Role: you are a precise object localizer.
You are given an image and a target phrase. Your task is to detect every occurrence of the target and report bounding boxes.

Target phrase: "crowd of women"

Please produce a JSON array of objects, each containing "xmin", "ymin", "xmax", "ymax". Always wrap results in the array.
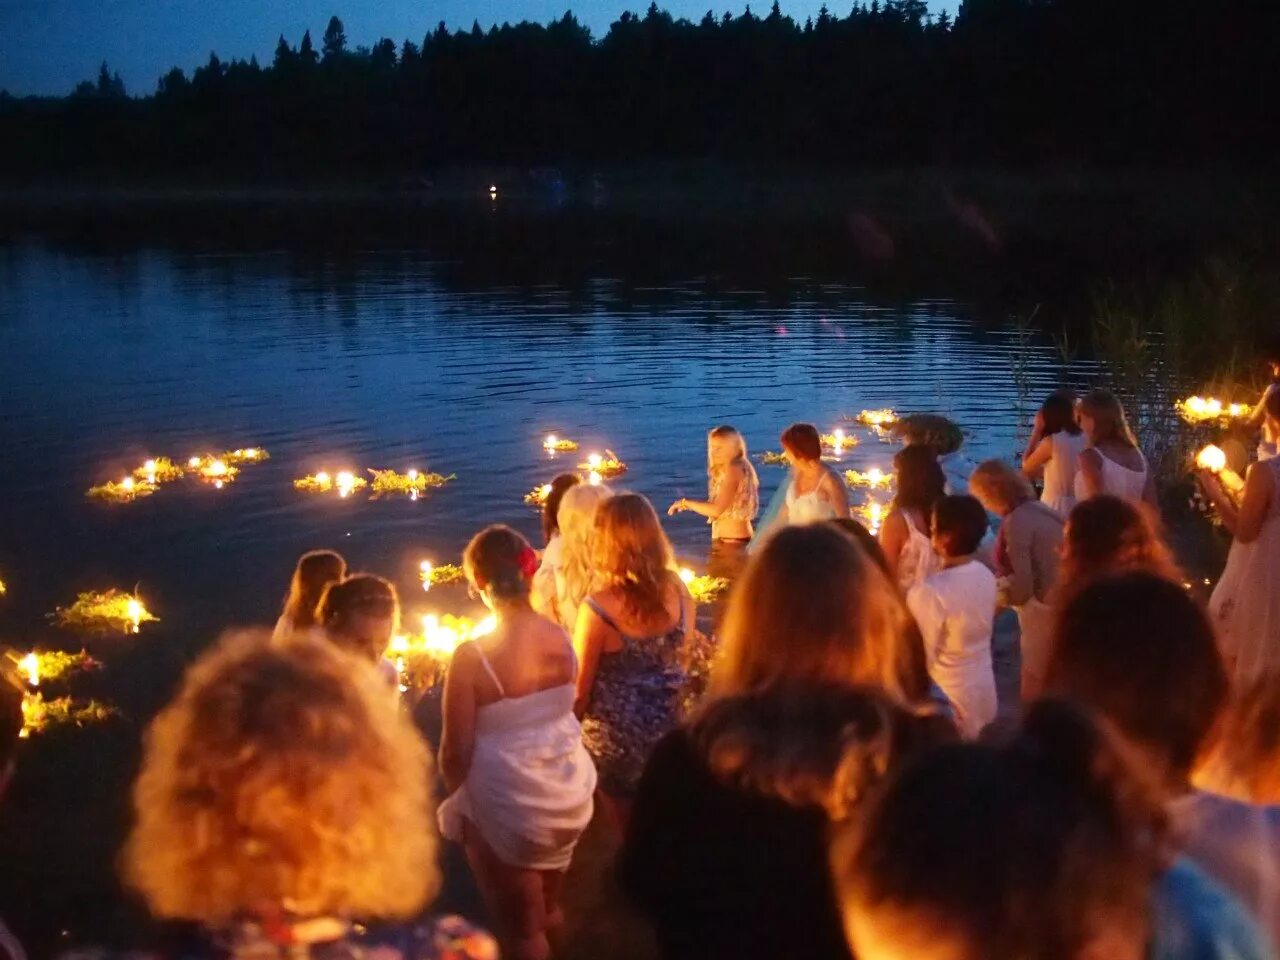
[{"xmin": 5, "ymin": 355, "xmax": 1278, "ymax": 960}]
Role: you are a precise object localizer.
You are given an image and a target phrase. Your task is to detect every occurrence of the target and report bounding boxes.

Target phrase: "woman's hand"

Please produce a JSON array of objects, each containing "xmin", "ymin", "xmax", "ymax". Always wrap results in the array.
[{"xmin": 667, "ymin": 498, "xmax": 688, "ymax": 516}]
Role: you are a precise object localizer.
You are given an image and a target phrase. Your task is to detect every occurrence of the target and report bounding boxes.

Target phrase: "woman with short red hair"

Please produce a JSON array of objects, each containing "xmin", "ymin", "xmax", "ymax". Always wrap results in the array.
[{"xmin": 776, "ymin": 422, "xmax": 849, "ymax": 526}]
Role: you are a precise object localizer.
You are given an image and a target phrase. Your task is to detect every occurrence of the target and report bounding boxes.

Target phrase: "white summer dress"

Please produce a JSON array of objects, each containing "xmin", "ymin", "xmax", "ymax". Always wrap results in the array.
[
  {"xmin": 1074, "ymin": 448, "xmax": 1149, "ymax": 506},
  {"xmin": 1038, "ymin": 431, "xmax": 1088, "ymax": 516},
  {"xmin": 438, "ymin": 642, "xmax": 597, "ymax": 870},
  {"xmin": 1209, "ymin": 456, "xmax": 1280, "ymax": 687},
  {"xmin": 786, "ymin": 479, "xmax": 839, "ymax": 525}
]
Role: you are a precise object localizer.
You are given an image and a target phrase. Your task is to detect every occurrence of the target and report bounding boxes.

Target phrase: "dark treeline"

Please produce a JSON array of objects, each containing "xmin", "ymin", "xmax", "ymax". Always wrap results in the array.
[{"xmin": 1, "ymin": 0, "xmax": 1278, "ymax": 178}]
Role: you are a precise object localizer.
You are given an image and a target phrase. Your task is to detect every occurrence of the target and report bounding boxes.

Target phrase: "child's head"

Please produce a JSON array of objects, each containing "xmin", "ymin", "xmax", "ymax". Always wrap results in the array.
[
  {"xmin": 282, "ymin": 549, "xmax": 347, "ymax": 629},
  {"xmin": 780, "ymin": 422, "xmax": 823, "ymax": 465},
  {"xmin": 542, "ymin": 472, "xmax": 581, "ymax": 546},
  {"xmin": 892, "ymin": 414, "xmax": 963, "ymax": 457},
  {"xmin": 1041, "ymin": 390, "xmax": 1081, "ymax": 436},
  {"xmin": 715, "ymin": 523, "xmax": 929, "ymax": 704},
  {"xmin": 893, "ymin": 444, "xmax": 946, "ymax": 515},
  {"xmin": 1047, "ymin": 571, "xmax": 1226, "ymax": 787},
  {"xmin": 830, "ymin": 700, "xmax": 1163, "ymax": 960},
  {"xmin": 968, "ymin": 460, "xmax": 1033, "ymax": 518},
  {"xmin": 930, "ymin": 495, "xmax": 988, "ymax": 559},
  {"xmin": 318, "ymin": 574, "xmax": 400, "ymax": 663},
  {"xmin": 1197, "ymin": 679, "xmax": 1280, "ymax": 804},
  {"xmin": 1078, "ymin": 389, "xmax": 1137, "ymax": 448},
  {"xmin": 708, "ymin": 425, "xmax": 749, "ymax": 471},
  {"xmin": 591, "ymin": 493, "xmax": 678, "ymax": 621},
  {"xmin": 464, "ymin": 524, "xmax": 537, "ymax": 608},
  {"xmin": 1059, "ymin": 496, "xmax": 1178, "ymax": 595}
]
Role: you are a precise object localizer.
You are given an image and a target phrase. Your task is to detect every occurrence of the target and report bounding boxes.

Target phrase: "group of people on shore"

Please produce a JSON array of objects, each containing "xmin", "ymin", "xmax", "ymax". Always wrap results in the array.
[{"xmin": 3, "ymin": 358, "xmax": 1279, "ymax": 960}]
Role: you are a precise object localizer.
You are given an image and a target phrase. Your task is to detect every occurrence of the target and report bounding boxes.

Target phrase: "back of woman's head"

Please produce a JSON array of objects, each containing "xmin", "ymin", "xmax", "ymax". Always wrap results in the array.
[
  {"xmin": 780, "ymin": 422, "xmax": 823, "ymax": 462},
  {"xmin": 1042, "ymin": 390, "xmax": 1082, "ymax": 436},
  {"xmin": 1198, "ymin": 679, "xmax": 1280, "ymax": 804},
  {"xmin": 125, "ymin": 631, "xmax": 436, "ymax": 924},
  {"xmin": 831, "ymin": 699, "xmax": 1165, "ymax": 960},
  {"xmin": 282, "ymin": 549, "xmax": 347, "ymax": 629},
  {"xmin": 969, "ymin": 459, "xmax": 1033, "ymax": 515},
  {"xmin": 318, "ymin": 574, "xmax": 400, "ymax": 662},
  {"xmin": 826, "ymin": 517, "xmax": 892, "ymax": 575},
  {"xmin": 1080, "ymin": 389, "xmax": 1137, "ymax": 447},
  {"xmin": 1047, "ymin": 571, "xmax": 1226, "ymax": 783},
  {"xmin": 542, "ymin": 472, "xmax": 581, "ymax": 545},
  {"xmin": 1060, "ymin": 496, "xmax": 1177, "ymax": 592},
  {"xmin": 893, "ymin": 444, "xmax": 946, "ymax": 514},
  {"xmin": 464, "ymin": 524, "xmax": 537, "ymax": 604},
  {"xmin": 715, "ymin": 524, "xmax": 929, "ymax": 703},
  {"xmin": 694, "ymin": 682, "xmax": 956, "ymax": 821},
  {"xmin": 591, "ymin": 493, "xmax": 678, "ymax": 621}
]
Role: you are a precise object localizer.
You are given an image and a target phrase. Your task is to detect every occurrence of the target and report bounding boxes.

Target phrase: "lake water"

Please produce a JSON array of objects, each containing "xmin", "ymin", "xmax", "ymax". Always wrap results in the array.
[{"xmin": 0, "ymin": 240, "xmax": 1084, "ymax": 949}]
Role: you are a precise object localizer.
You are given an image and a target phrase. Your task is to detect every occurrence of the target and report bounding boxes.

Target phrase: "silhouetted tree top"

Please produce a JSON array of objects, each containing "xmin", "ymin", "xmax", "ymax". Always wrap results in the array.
[{"xmin": 1, "ymin": 0, "xmax": 1277, "ymax": 176}]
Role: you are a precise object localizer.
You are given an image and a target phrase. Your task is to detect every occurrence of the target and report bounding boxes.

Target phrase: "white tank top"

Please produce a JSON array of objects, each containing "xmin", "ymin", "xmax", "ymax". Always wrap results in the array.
[
  {"xmin": 786, "ymin": 477, "xmax": 839, "ymax": 525},
  {"xmin": 1041, "ymin": 431, "xmax": 1087, "ymax": 515},
  {"xmin": 1074, "ymin": 448, "xmax": 1148, "ymax": 505}
]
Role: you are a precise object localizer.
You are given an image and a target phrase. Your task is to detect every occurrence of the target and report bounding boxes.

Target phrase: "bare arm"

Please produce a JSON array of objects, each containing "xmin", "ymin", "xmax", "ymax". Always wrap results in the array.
[
  {"xmin": 1203, "ymin": 462, "xmax": 1274, "ymax": 543},
  {"xmin": 1249, "ymin": 385, "xmax": 1275, "ymax": 429},
  {"xmin": 572, "ymin": 601, "xmax": 608, "ymax": 718},
  {"xmin": 669, "ymin": 463, "xmax": 742, "ymax": 520},
  {"xmin": 1021, "ymin": 436, "xmax": 1054, "ymax": 478},
  {"xmin": 879, "ymin": 510, "xmax": 909, "ymax": 579},
  {"xmin": 438, "ymin": 643, "xmax": 479, "ymax": 794},
  {"xmin": 1076, "ymin": 448, "xmax": 1102, "ymax": 500},
  {"xmin": 1021, "ymin": 410, "xmax": 1047, "ymax": 473},
  {"xmin": 823, "ymin": 468, "xmax": 851, "ymax": 516}
]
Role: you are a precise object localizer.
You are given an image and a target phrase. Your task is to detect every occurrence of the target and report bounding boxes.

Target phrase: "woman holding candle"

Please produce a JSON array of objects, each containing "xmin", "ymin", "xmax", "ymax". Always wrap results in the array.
[
  {"xmin": 1200, "ymin": 387, "xmax": 1280, "ymax": 686},
  {"xmin": 1074, "ymin": 389, "xmax": 1158, "ymax": 509},
  {"xmin": 970, "ymin": 460, "xmax": 1064, "ymax": 700},
  {"xmin": 667, "ymin": 425, "xmax": 760, "ymax": 580},
  {"xmin": 880, "ymin": 444, "xmax": 946, "ymax": 592},
  {"xmin": 1021, "ymin": 390, "xmax": 1087, "ymax": 516},
  {"xmin": 272, "ymin": 549, "xmax": 346, "ymax": 642},
  {"xmin": 573, "ymin": 494, "xmax": 694, "ymax": 818},
  {"xmin": 439, "ymin": 526, "xmax": 596, "ymax": 960}
]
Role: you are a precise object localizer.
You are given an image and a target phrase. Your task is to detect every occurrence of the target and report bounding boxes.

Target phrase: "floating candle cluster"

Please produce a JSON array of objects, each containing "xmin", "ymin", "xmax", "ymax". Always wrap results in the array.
[
  {"xmin": 294, "ymin": 470, "xmax": 367, "ymax": 497},
  {"xmin": 679, "ymin": 567, "xmax": 730, "ymax": 606},
  {"xmin": 419, "ymin": 561, "xmax": 465, "ymax": 592},
  {"xmin": 9, "ymin": 649, "xmax": 100, "ymax": 688},
  {"xmin": 369, "ymin": 468, "xmax": 455, "ymax": 500},
  {"xmin": 759, "ymin": 450, "xmax": 789, "ymax": 466},
  {"xmin": 852, "ymin": 498, "xmax": 887, "ymax": 535},
  {"xmin": 821, "ymin": 429, "xmax": 859, "ymax": 454},
  {"xmin": 1176, "ymin": 396, "xmax": 1251, "ymax": 425},
  {"xmin": 580, "ymin": 451, "xmax": 627, "ymax": 480},
  {"xmin": 525, "ymin": 483, "xmax": 554, "ymax": 506},
  {"xmin": 387, "ymin": 611, "xmax": 497, "ymax": 692},
  {"xmin": 543, "ymin": 435, "xmax": 580, "ymax": 453},
  {"xmin": 855, "ymin": 409, "xmax": 900, "ymax": 429},
  {"xmin": 88, "ymin": 448, "xmax": 267, "ymax": 501},
  {"xmin": 52, "ymin": 590, "xmax": 157, "ymax": 635},
  {"xmin": 844, "ymin": 467, "xmax": 894, "ymax": 490}
]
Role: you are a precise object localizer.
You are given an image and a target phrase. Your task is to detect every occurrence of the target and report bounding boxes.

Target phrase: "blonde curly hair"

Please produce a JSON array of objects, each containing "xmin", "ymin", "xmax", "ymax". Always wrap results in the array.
[
  {"xmin": 554, "ymin": 481, "xmax": 614, "ymax": 628},
  {"xmin": 123, "ymin": 630, "xmax": 438, "ymax": 923}
]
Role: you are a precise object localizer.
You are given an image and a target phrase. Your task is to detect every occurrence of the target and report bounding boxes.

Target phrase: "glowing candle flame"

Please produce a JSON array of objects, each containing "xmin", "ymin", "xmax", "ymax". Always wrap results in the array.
[
  {"xmin": 678, "ymin": 567, "xmax": 695, "ymax": 584},
  {"xmin": 18, "ymin": 653, "xmax": 39, "ymax": 687},
  {"xmin": 833, "ymin": 428, "xmax": 846, "ymax": 450},
  {"xmin": 489, "ymin": 185, "xmax": 498, "ymax": 198},
  {"xmin": 1197, "ymin": 445, "xmax": 1227, "ymax": 473},
  {"xmin": 208, "ymin": 460, "xmax": 228, "ymax": 476},
  {"xmin": 121, "ymin": 477, "xmax": 135, "ymax": 492},
  {"xmin": 587, "ymin": 453, "xmax": 603, "ymax": 469},
  {"xmin": 588, "ymin": 470, "xmax": 602, "ymax": 486},
  {"xmin": 188, "ymin": 456, "xmax": 201, "ymax": 468},
  {"xmin": 407, "ymin": 469, "xmax": 418, "ymax": 480},
  {"xmin": 126, "ymin": 598, "xmax": 144, "ymax": 633},
  {"xmin": 336, "ymin": 471, "xmax": 356, "ymax": 497},
  {"xmin": 315, "ymin": 471, "xmax": 330, "ymax": 484},
  {"xmin": 544, "ymin": 435, "xmax": 557, "ymax": 451},
  {"xmin": 244, "ymin": 448, "xmax": 259, "ymax": 459},
  {"xmin": 420, "ymin": 560, "xmax": 433, "ymax": 592}
]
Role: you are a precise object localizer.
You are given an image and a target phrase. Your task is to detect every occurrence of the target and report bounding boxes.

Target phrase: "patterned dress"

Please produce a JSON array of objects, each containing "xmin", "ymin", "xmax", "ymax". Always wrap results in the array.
[{"xmin": 581, "ymin": 598, "xmax": 689, "ymax": 795}]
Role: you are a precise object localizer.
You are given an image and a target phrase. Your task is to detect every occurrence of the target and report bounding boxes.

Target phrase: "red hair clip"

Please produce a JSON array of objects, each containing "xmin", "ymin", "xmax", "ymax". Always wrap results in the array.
[{"xmin": 518, "ymin": 546, "xmax": 539, "ymax": 578}]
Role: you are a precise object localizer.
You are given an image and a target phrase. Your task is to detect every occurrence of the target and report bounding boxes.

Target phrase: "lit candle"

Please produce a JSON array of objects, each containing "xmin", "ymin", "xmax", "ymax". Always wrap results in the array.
[
  {"xmin": 833, "ymin": 428, "xmax": 845, "ymax": 451},
  {"xmin": 588, "ymin": 470, "xmax": 602, "ymax": 486},
  {"xmin": 420, "ymin": 559, "xmax": 433, "ymax": 592},
  {"xmin": 407, "ymin": 469, "xmax": 418, "ymax": 480},
  {"xmin": 678, "ymin": 567, "xmax": 695, "ymax": 584},
  {"xmin": 315, "ymin": 471, "xmax": 330, "ymax": 485},
  {"xmin": 126, "ymin": 598, "xmax": 144, "ymax": 633},
  {"xmin": 121, "ymin": 477, "xmax": 135, "ymax": 492},
  {"xmin": 18, "ymin": 653, "xmax": 38, "ymax": 687},
  {"xmin": 587, "ymin": 453, "xmax": 603, "ymax": 469},
  {"xmin": 544, "ymin": 434, "xmax": 557, "ymax": 451},
  {"xmin": 1197, "ymin": 445, "xmax": 1227, "ymax": 473}
]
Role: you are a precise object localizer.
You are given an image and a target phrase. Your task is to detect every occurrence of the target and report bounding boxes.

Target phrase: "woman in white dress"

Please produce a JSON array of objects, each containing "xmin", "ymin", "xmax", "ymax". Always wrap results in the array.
[
  {"xmin": 439, "ymin": 525, "xmax": 596, "ymax": 960},
  {"xmin": 1074, "ymin": 389, "xmax": 1158, "ymax": 510},
  {"xmin": 1021, "ymin": 390, "xmax": 1087, "ymax": 516},
  {"xmin": 531, "ymin": 481, "xmax": 612, "ymax": 630},
  {"xmin": 775, "ymin": 422, "xmax": 849, "ymax": 526},
  {"xmin": 530, "ymin": 473, "xmax": 581, "ymax": 618},
  {"xmin": 880, "ymin": 444, "xmax": 946, "ymax": 592},
  {"xmin": 1199, "ymin": 388, "xmax": 1280, "ymax": 687},
  {"xmin": 271, "ymin": 549, "xmax": 346, "ymax": 643}
]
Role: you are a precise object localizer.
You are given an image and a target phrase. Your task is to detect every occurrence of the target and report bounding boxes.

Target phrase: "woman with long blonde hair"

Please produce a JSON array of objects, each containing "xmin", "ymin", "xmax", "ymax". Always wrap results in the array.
[
  {"xmin": 121, "ymin": 631, "xmax": 496, "ymax": 959},
  {"xmin": 1075, "ymin": 388, "xmax": 1157, "ymax": 508},
  {"xmin": 668, "ymin": 425, "xmax": 760, "ymax": 579},
  {"xmin": 273, "ymin": 549, "xmax": 346, "ymax": 642},
  {"xmin": 574, "ymin": 493, "xmax": 694, "ymax": 810},
  {"xmin": 532, "ymin": 481, "xmax": 612, "ymax": 629}
]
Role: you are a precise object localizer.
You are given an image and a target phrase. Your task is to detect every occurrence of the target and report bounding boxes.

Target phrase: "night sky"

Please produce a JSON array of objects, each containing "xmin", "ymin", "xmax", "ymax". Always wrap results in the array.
[{"xmin": 0, "ymin": 0, "xmax": 944, "ymax": 97}]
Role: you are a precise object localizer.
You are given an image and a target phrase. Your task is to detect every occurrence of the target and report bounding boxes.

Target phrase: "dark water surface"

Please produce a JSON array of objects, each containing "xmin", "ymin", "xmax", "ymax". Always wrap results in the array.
[{"xmin": 0, "ymin": 242, "xmax": 1084, "ymax": 950}]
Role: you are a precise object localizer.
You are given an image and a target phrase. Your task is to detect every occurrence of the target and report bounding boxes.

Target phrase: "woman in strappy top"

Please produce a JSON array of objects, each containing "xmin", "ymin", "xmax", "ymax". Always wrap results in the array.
[
  {"xmin": 779, "ymin": 422, "xmax": 850, "ymax": 525},
  {"xmin": 1074, "ymin": 389, "xmax": 1158, "ymax": 509},
  {"xmin": 667, "ymin": 425, "xmax": 760, "ymax": 581},
  {"xmin": 879, "ymin": 445, "xmax": 946, "ymax": 592},
  {"xmin": 1021, "ymin": 390, "xmax": 1087, "ymax": 517},
  {"xmin": 573, "ymin": 494, "xmax": 695, "ymax": 818},
  {"xmin": 439, "ymin": 525, "xmax": 596, "ymax": 960}
]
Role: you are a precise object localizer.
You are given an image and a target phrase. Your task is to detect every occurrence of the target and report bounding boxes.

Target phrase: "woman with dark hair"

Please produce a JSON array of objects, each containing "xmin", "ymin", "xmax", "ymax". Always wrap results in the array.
[
  {"xmin": 273, "ymin": 549, "xmax": 346, "ymax": 642},
  {"xmin": 1021, "ymin": 389, "xmax": 1087, "ymax": 515},
  {"xmin": 880, "ymin": 444, "xmax": 946, "ymax": 591},
  {"xmin": 777, "ymin": 422, "xmax": 849, "ymax": 526},
  {"xmin": 830, "ymin": 699, "xmax": 1272, "ymax": 960},
  {"xmin": 530, "ymin": 473, "xmax": 581, "ymax": 618},
  {"xmin": 1075, "ymin": 389, "xmax": 1158, "ymax": 508}
]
